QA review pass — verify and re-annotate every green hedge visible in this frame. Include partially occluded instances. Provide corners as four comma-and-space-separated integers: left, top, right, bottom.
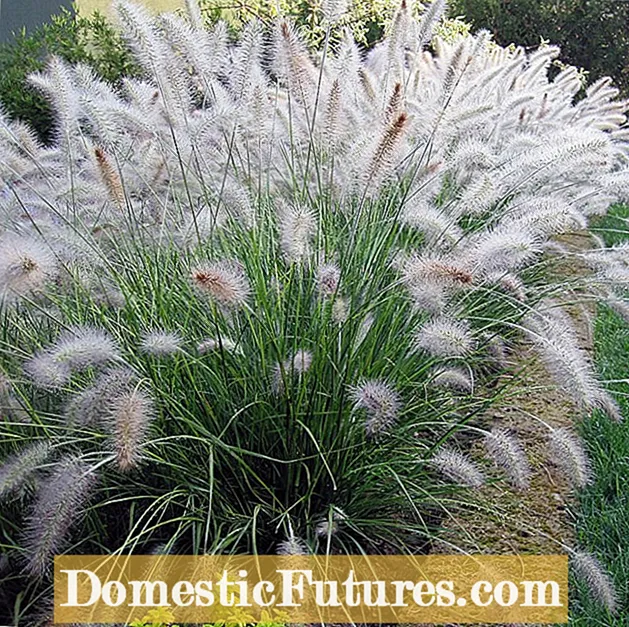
0, 9, 137, 143
452, 0, 629, 93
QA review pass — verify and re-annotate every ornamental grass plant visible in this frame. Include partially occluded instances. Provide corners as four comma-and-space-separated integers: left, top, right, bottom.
0, 0, 628, 621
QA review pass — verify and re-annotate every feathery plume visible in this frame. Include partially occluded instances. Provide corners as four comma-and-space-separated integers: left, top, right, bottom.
273, 21, 316, 104
484, 428, 531, 490
572, 552, 618, 614
0, 236, 57, 304
279, 202, 316, 263
95, 146, 125, 208
432, 448, 485, 488
416, 0, 448, 47
197, 337, 239, 354
385, 82, 404, 124
524, 312, 603, 412
464, 228, 541, 276
184, 0, 203, 30
105, 388, 155, 472
400, 200, 463, 245
287, 349, 313, 375
315, 507, 347, 537
0, 442, 51, 499
362, 112, 408, 190
548, 428, 592, 488
484, 334, 509, 369
415, 317, 475, 357
272, 349, 313, 394
594, 390, 623, 423
277, 535, 309, 555
321, 0, 349, 24
140, 330, 183, 357
355, 313, 375, 347
316, 262, 341, 297
191, 260, 250, 307
331, 297, 349, 324
408, 280, 447, 315
0, 371, 11, 398
23, 456, 97, 576
431, 366, 473, 393
402, 254, 473, 288
26, 327, 121, 389
65, 368, 135, 428
350, 379, 401, 436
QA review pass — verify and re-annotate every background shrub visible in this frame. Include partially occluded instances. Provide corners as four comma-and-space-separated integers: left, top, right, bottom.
0, 8, 137, 143
451, 0, 629, 93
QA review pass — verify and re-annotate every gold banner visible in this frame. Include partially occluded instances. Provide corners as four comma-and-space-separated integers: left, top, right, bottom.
54, 554, 568, 624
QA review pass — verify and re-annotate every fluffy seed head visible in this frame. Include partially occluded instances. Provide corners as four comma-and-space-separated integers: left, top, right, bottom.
279, 202, 316, 263
316, 262, 341, 296
402, 254, 474, 288
548, 428, 592, 488
406, 279, 446, 315
350, 379, 401, 436
594, 390, 623, 423
415, 317, 475, 357
0, 236, 57, 304
191, 260, 250, 307
0, 371, 12, 398
95, 146, 125, 207
465, 228, 541, 276
431, 367, 473, 394
277, 535, 309, 555
65, 368, 135, 428
105, 388, 155, 472
484, 428, 532, 490
315, 508, 346, 537
432, 448, 486, 488
524, 313, 602, 412
272, 349, 313, 394
331, 297, 349, 324
572, 552, 619, 614
26, 327, 121, 389
321, 0, 348, 24
140, 330, 183, 357
23, 456, 97, 576
0, 441, 51, 499
287, 349, 313, 375
197, 337, 239, 354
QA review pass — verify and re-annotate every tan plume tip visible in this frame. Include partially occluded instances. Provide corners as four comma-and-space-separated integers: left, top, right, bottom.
191, 260, 251, 307
95, 146, 125, 208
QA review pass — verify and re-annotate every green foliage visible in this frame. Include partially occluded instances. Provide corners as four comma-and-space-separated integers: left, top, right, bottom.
199, 0, 469, 48
569, 203, 629, 625
199, 0, 398, 47
451, 0, 629, 93
0, 9, 138, 143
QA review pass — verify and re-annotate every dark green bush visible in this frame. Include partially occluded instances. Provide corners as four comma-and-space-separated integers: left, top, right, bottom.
0, 9, 138, 143
452, 0, 629, 93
